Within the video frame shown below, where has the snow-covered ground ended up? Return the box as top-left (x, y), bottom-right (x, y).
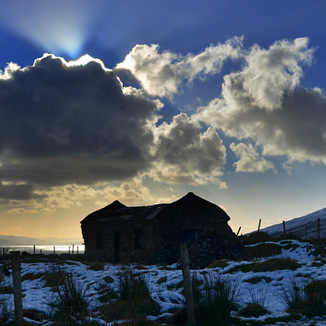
top-left (261, 207), bottom-right (326, 239)
top-left (1, 239), bottom-right (326, 325)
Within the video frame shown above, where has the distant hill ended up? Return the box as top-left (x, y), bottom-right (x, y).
top-left (0, 235), bottom-right (83, 246)
top-left (261, 207), bottom-right (326, 239)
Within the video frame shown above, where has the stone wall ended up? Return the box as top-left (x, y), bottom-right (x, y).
top-left (83, 219), bottom-right (157, 264)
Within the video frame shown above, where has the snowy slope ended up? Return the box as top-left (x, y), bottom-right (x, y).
top-left (1, 240), bottom-right (326, 325)
top-left (261, 207), bottom-right (326, 238)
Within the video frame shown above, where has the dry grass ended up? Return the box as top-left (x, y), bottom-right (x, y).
top-left (227, 257), bottom-right (301, 273)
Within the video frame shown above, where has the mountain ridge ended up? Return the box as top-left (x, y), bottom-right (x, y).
top-left (0, 235), bottom-right (83, 245)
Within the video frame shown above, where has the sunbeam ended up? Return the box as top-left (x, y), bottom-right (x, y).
top-left (0, 0), bottom-right (101, 58)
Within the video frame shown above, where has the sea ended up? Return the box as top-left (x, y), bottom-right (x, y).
top-left (0, 244), bottom-right (85, 255)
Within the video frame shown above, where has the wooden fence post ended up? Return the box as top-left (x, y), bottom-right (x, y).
top-left (283, 221), bottom-right (287, 239)
top-left (179, 243), bottom-right (196, 326)
top-left (257, 219), bottom-right (262, 232)
top-left (11, 251), bottom-right (24, 326)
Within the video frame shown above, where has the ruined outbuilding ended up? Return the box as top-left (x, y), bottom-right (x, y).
top-left (81, 192), bottom-right (245, 267)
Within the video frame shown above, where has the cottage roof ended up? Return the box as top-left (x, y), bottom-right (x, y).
top-left (81, 192), bottom-right (229, 225)
top-left (159, 192), bottom-right (230, 222)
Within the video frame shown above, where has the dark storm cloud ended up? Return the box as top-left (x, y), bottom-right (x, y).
top-left (0, 183), bottom-right (44, 200)
top-left (151, 113), bottom-right (226, 184)
top-left (0, 54), bottom-right (158, 187)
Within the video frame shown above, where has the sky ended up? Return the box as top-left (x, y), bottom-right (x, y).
top-left (0, 0), bottom-right (326, 239)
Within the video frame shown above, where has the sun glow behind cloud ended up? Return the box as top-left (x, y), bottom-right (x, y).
top-left (0, 0), bottom-right (102, 58)
top-left (67, 54), bottom-right (105, 68)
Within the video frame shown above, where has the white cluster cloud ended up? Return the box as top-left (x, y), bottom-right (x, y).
top-left (230, 143), bottom-right (275, 173)
top-left (241, 38), bottom-right (314, 111)
top-left (195, 37), bottom-right (326, 165)
top-left (115, 37), bottom-right (243, 98)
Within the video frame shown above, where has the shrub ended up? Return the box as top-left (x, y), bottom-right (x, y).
top-left (239, 232), bottom-right (275, 245)
top-left (279, 240), bottom-right (300, 251)
top-left (238, 303), bottom-right (270, 318)
top-left (87, 262), bottom-right (105, 271)
top-left (134, 263), bottom-right (147, 270)
top-left (227, 258), bottom-right (300, 273)
top-left (42, 271), bottom-right (66, 288)
top-left (114, 318), bottom-right (161, 326)
top-left (303, 280), bottom-right (326, 317)
top-left (305, 280), bottom-right (326, 300)
top-left (49, 273), bottom-right (90, 325)
top-left (196, 274), bottom-right (240, 325)
top-left (103, 275), bottom-right (114, 284)
top-left (282, 277), bottom-right (307, 316)
top-left (98, 283), bottom-right (118, 303)
top-left (157, 276), bottom-right (167, 285)
top-left (311, 260), bottom-right (325, 267)
top-left (238, 284), bottom-right (271, 318)
top-left (167, 280), bottom-right (183, 290)
top-left (244, 276), bottom-right (272, 284)
top-left (170, 273), bottom-right (240, 325)
top-left (207, 260), bottom-right (229, 269)
top-left (22, 272), bottom-right (45, 281)
top-left (246, 243), bottom-right (282, 258)
top-left (0, 302), bottom-right (12, 325)
top-left (101, 268), bottom-right (160, 323)
top-left (42, 263), bottom-right (66, 288)
top-left (311, 243), bottom-right (326, 257)
top-left (0, 285), bottom-right (13, 294)
top-left (281, 277), bottom-right (326, 317)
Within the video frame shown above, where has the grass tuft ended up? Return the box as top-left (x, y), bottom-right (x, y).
top-left (0, 302), bottom-right (11, 325)
top-left (172, 273), bottom-right (240, 325)
top-left (49, 273), bottom-right (90, 325)
top-left (101, 268), bottom-right (160, 323)
top-left (282, 277), bottom-right (326, 317)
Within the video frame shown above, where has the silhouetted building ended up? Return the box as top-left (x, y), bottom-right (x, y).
top-left (81, 192), bottom-right (245, 267)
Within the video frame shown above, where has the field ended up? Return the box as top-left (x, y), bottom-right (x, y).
top-left (2, 236), bottom-right (326, 325)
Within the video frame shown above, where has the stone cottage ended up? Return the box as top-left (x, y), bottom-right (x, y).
top-left (81, 192), bottom-right (245, 267)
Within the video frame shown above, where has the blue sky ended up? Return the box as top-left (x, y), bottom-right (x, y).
top-left (0, 0), bottom-right (325, 238)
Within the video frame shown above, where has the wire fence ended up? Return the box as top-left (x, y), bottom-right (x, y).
top-left (1, 244), bottom-right (84, 257)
